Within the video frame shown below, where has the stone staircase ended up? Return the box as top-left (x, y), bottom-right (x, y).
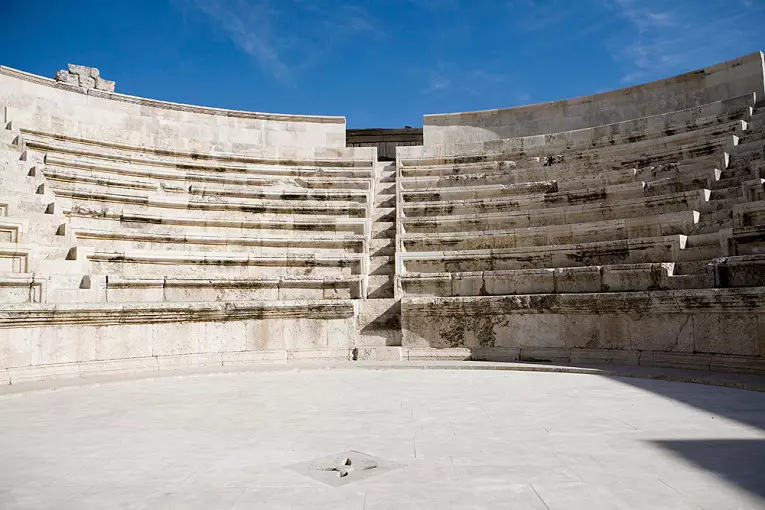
top-left (355, 160), bottom-right (401, 357)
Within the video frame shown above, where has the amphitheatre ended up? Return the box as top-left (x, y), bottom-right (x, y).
top-left (1, 54), bottom-right (765, 508)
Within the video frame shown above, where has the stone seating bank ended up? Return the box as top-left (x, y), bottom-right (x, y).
top-left (1, 53), bottom-right (765, 384)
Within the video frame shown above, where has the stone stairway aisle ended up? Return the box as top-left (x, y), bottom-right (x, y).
top-left (368, 161), bottom-right (397, 299)
top-left (355, 161), bottom-right (401, 360)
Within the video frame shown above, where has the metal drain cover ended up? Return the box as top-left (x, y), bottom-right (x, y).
top-left (288, 450), bottom-right (403, 487)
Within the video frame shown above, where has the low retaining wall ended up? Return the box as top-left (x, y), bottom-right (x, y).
top-left (401, 289), bottom-right (765, 374)
top-left (0, 301), bottom-right (358, 384)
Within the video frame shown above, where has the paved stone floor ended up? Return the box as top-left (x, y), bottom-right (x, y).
top-left (1, 368), bottom-right (764, 509)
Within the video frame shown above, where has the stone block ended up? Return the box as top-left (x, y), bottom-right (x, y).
top-left (519, 347), bottom-right (571, 364)
top-left (599, 314), bottom-right (631, 349)
top-left (692, 313), bottom-right (759, 356)
top-left (222, 350), bottom-right (287, 366)
top-left (78, 75), bottom-right (96, 89)
top-left (463, 315), bottom-right (498, 348)
top-left (207, 321), bottom-right (247, 353)
top-left (156, 353), bottom-right (223, 370)
top-left (246, 319), bottom-right (285, 351)
top-left (640, 351), bottom-right (712, 371)
top-left (405, 347), bottom-right (471, 361)
top-left (95, 324), bottom-right (153, 361)
top-left (629, 314), bottom-right (693, 352)
top-left (470, 347), bottom-right (521, 362)
top-left (564, 315), bottom-right (601, 349)
top-left (54, 70), bottom-right (78, 86)
top-left (287, 348), bottom-right (350, 361)
top-left (31, 325), bottom-right (97, 366)
top-left (284, 318), bottom-right (329, 350)
top-left (67, 64), bottom-right (91, 77)
top-left (402, 311), bottom-right (465, 349)
top-left (0, 328), bottom-right (34, 368)
top-left (555, 267), bottom-right (601, 293)
top-left (497, 314), bottom-right (566, 349)
top-left (709, 354), bottom-right (765, 375)
top-left (570, 348), bottom-right (640, 366)
top-left (95, 77), bottom-right (115, 92)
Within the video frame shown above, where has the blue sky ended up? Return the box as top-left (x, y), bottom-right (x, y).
top-left (1, 0), bottom-right (764, 128)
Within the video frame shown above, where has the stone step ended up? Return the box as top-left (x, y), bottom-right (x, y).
top-left (19, 129), bottom-right (376, 176)
top-left (72, 247), bottom-right (364, 278)
top-left (43, 156), bottom-right (373, 191)
top-left (398, 263), bottom-right (716, 297)
top-left (69, 228), bottom-right (367, 254)
top-left (370, 238), bottom-right (396, 257)
top-left (372, 221), bottom-right (396, 239)
top-left (402, 122), bottom-right (741, 174)
top-left (401, 167), bottom-right (637, 191)
top-left (63, 206), bottom-right (369, 236)
top-left (366, 275), bottom-right (395, 299)
top-left (356, 298), bottom-right (401, 348)
top-left (402, 182), bottom-right (648, 217)
top-left (41, 165), bottom-right (373, 199)
top-left (374, 195), bottom-right (396, 208)
top-left (399, 235), bottom-right (695, 273)
top-left (369, 255), bottom-right (395, 276)
top-left (102, 275), bottom-right (363, 302)
top-left (402, 190), bottom-right (708, 232)
top-left (400, 210), bottom-right (698, 252)
top-left (50, 186), bottom-right (370, 218)
top-left (371, 208), bottom-right (396, 223)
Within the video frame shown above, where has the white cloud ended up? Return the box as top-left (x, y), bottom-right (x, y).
top-left (178, 0), bottom-right (378, 82)
top-left (605, 0), bottom-right (764, 84)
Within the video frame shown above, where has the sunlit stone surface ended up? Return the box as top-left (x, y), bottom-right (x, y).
top-left (0, 369), bottom-right (764, 509)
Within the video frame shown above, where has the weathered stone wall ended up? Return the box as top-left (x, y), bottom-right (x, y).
top-left (424, 52), bottom-right (765, 145)
top-left (0, 65), bottom-right (347, 154)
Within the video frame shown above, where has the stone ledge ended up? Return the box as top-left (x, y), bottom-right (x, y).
top-left (401, 288), bottom-right (765, 315)
top-left (0, 300), bottom-right (357, 328)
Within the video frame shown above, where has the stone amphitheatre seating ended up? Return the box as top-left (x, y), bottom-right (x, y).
top-left (1, 53), bottom-right (765, 383)
top-left (396, 52), bottom-right (765, 372)
top-left (0, 65), bottom-right (402, 383)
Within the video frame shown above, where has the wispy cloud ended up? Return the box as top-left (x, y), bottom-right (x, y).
top-left (420, 61), bottom-right (511, 97)
top-left (606, 0), bottom-right (765, 84)
top-left (177, 0), bottom-right (379, 82)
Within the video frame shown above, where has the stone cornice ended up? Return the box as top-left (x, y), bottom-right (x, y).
top-left (0, 300), bottom-right (356, 328)
top-left (402, 288), bottom-right (765, 316)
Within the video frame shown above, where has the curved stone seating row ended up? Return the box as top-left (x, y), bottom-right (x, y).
top-left (62, 208), bottom-right (368, 236)
top-left (2, 118), bottom-right (378, 304)
top-left (400, 117), bottom-right (747, 168)
top-left (100, 275), bottom-right (363, 302)
top-left (402, 190), bottom-right (709, 232)
top-left (12, 126), bottom-right (374, 172)
top-left (398, 262), bottom-right (711, 296)
top-left (422, 52), bottom-right (765, 144)
top-left (400, 210), bottom-right (698, 251)
top-left (397, 80), bottom-right (765, 373)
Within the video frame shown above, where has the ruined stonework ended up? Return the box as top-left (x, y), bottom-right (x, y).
top-left (0, 53), bottom-right (764, 383)
top-left (54, 64), bottom-right (115, 92)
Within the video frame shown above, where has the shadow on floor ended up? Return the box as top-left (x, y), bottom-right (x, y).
top-left (608, 375), bottom-right (765, 502)
top-left (608, 375), bottom-right (765, 431)
top-left (649, 439), bottom-right (765, 501)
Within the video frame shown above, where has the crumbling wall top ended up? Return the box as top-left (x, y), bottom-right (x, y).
top-left (54, 64), bottom-right (115, 92)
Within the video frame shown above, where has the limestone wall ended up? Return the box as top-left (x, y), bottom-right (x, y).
top-left (0, 66), bottom-right (347, 154)
top-left (423, 52), bottom-right (765, 145)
